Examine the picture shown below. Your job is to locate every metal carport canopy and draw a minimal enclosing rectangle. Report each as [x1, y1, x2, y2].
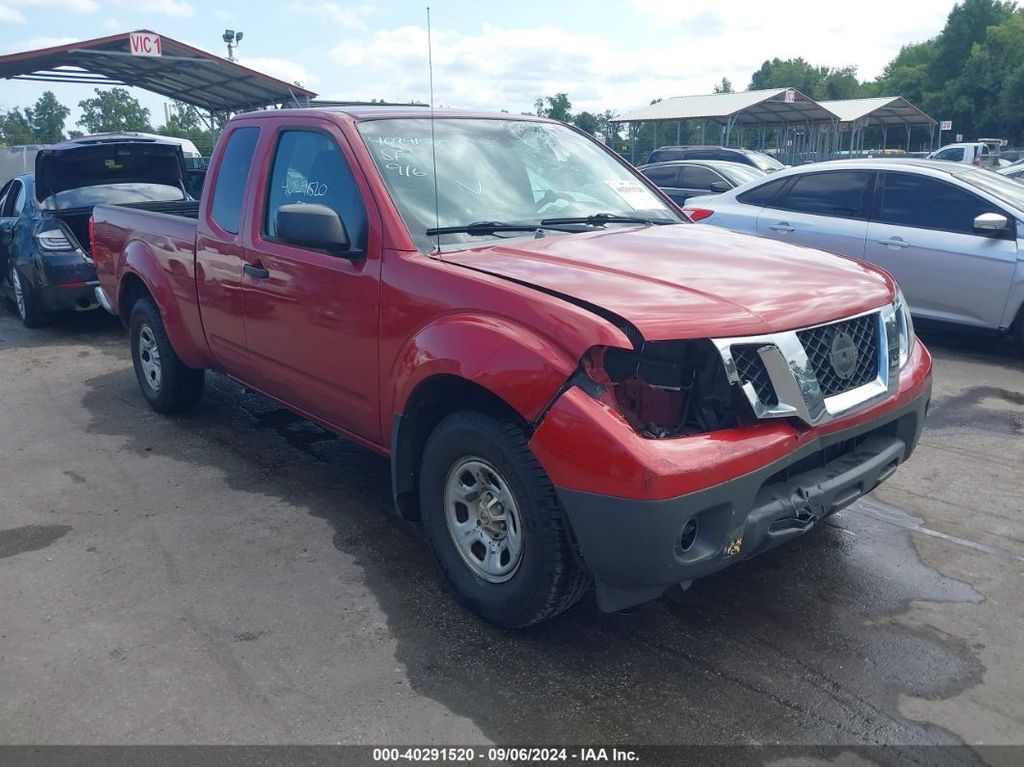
[816, 96, 935, 127]
[609, 88, 839, 126]
[0, 30, 318, 113]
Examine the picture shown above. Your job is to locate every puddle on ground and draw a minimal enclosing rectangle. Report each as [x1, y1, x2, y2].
[0, 525, 72, 559]
[927, 386, 1024, 436]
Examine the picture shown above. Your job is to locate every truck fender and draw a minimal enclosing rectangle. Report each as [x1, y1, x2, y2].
[389, 313, 582, 425]
[120, 240, 211, 370]
[387, 314, 585, 519]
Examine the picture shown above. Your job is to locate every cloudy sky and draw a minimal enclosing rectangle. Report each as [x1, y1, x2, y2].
[0, 0, 957, 126]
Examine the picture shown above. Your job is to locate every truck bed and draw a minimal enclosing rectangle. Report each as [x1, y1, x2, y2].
[92, 202, 201, 320]
[55, 199, 200, 257]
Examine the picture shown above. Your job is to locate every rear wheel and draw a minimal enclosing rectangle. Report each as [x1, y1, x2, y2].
[129, 297, 204, 414]
[419, 411, 590, 628]
[10, 264, 44, 328]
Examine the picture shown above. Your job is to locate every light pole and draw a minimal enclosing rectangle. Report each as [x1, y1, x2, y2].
[222, 29, 243, 62]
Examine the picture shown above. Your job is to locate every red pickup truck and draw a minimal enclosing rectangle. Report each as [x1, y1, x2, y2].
[91, 107, 932, 627]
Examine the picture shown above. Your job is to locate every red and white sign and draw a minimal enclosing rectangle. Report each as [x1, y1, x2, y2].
[129, 32, 162, 57]
[784, 89, 796, 103]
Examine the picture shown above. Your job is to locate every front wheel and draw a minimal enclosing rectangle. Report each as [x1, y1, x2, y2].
[419, 411, 590, 628]
[129, 297, 205, 414]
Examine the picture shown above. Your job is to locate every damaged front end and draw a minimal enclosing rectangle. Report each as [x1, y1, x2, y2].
[576, 340, 753, 439]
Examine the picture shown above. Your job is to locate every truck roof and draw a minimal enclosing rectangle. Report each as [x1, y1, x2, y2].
[238, 106, 554, 123]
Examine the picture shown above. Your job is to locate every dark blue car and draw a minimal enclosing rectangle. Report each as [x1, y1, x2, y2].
[0, 137, 193, 327]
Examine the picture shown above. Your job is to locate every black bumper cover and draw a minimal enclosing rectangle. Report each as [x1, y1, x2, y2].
[557, 388, 930, 612]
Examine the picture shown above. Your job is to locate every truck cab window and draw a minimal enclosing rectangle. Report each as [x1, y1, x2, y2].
[264, 130, 368, 251]
[210, 127, 259, 234]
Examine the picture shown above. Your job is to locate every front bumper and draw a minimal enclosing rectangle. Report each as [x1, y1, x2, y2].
[530, 343, 932, 612]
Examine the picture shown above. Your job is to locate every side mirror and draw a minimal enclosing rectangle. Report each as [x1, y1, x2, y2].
[275, 203, 355, 256]
[973, 212, 1009, 233]
[708, 181, 731, 193]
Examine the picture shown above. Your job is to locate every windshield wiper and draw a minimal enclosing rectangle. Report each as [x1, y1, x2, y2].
[425, 221, 546, 237]
[539, 213, 675, 227]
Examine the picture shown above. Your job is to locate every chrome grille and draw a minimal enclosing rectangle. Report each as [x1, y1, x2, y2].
[730, 344, 777, 405]
[796, 315, 879, 398]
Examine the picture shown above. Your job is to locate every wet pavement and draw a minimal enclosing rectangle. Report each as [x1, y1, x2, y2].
[0, 306, 1021, 753]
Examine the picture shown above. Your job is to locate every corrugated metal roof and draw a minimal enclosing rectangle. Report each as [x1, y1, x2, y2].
[817, 97, 935, 126]
[0, 30, 317, 113]
[610, 88, 838, 125]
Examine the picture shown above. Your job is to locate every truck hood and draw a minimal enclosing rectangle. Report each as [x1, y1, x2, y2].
[35, 140, 187, 202]
[442, 224, 895, 341]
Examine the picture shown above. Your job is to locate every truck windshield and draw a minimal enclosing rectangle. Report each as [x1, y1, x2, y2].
[358, 117, 680, 251]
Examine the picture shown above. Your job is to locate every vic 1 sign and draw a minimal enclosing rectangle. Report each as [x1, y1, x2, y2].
[129, 32, 162, 57]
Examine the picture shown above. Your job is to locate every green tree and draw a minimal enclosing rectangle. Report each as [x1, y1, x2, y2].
[160, 101, 204, 135]
[158, 101, 216, 156]
[713, 77, 734, 94]
[749, 58, 863, 100]
[872, 41, 937, 104]
[822, 66, 860, 100]
[535, 93, 573, 123]
[750, 57, 826, 97]
[0, 108, 34, 146]
[77, 88, 153, 134]
[928, 0, 1015, 87]
[25, 91, 70, 144]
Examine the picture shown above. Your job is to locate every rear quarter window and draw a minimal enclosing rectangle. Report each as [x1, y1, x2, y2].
[736, 177, 788, 207]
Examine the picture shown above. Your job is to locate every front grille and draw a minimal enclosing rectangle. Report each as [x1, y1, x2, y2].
[731, 344, 778, 405]
[797, 314, 879, 398]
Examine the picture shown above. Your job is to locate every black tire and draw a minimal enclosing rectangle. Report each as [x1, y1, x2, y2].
[419, 411, 591, 628]
[129, 297, 205, 414]
[10, 264, 45, 328]
[1012, 307, 1024, 357]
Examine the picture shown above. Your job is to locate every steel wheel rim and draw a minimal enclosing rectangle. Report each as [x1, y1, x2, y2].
[137, 323, 162, 391]
[443, 457, 524, 583]
[11, 268, 25, 320]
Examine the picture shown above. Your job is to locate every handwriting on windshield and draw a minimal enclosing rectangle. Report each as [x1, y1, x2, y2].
[366, 136, 440, 178]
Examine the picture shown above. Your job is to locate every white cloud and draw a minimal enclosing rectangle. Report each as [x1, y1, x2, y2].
[0, 4, 26, 22]
[290, 2, 374, 30]
[628, 0, 944, 83]
[214, 9, 232, 21]
[4, 36, 78, 53]
[322, 2, 952, 117]
[241, 57, 316, 88]
[327, 23, 723, 113]
[21, 0, 99, 14]
[109, 0, 195, 18]
[103, 17, 121, 30]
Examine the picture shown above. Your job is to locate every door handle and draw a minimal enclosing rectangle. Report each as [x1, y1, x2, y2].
[769, 222, 794, 232]
[877, 237, 910, 248]
[243, 263, 270, 279]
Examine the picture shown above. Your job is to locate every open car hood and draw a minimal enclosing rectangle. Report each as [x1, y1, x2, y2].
[35, 140, 187, 202]
[441, 224, 896, 341]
